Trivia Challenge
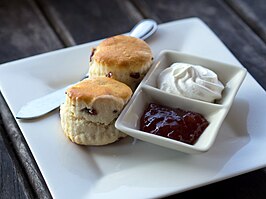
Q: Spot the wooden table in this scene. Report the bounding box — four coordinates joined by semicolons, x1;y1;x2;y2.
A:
0;0;266;198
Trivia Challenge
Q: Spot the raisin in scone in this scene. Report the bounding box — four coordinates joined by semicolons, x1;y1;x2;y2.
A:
60;77;132;145
88;35;153;90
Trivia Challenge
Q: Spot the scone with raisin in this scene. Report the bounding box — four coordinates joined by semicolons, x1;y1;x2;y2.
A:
60;77;132;145
88;35;153;90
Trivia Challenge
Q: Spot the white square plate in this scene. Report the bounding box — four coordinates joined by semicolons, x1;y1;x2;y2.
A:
116;50;247;154
1;18;266;199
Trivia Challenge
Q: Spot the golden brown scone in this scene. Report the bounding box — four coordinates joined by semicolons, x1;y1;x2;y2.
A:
60;77;132;145
88;35;153;90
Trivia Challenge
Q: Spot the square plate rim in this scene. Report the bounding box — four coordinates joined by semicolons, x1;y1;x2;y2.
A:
0;17;266;199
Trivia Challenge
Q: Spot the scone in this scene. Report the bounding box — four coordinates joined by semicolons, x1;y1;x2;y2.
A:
60;77;132;145
88;35;153;90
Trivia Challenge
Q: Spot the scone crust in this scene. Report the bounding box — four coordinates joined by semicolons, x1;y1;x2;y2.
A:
92;35;152;70
60;77;132;145
66;77;132;104
60;103;126;145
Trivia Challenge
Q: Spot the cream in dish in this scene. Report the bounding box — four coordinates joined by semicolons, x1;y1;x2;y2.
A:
157;63;224;103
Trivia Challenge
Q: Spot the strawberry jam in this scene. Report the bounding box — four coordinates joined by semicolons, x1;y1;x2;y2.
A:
140;103;209;145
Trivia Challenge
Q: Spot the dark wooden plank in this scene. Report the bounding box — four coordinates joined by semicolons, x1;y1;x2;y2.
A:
36;0;143;46
0;0;62;64
226;0;266;44
0;120;30;199
0;0;64;198
132;0;266;89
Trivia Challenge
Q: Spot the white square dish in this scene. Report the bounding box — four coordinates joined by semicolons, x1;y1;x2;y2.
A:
144;50;247;106
115;50;247;153
0;18;266;199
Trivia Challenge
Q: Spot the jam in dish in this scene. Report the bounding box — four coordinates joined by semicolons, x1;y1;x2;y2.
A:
140;103;209;145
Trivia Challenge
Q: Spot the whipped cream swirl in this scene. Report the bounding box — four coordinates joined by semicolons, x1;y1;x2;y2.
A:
157;63;224;103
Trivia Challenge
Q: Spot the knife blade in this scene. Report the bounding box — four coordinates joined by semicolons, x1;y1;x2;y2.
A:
16;85;73;119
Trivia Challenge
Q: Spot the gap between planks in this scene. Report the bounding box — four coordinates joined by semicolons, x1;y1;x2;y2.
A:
32;0;145;47
225;0;266;44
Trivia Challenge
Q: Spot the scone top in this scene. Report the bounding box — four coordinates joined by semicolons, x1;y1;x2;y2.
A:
64;76;132;128
91;35;152;70
66;77;132;104
89;35;153;90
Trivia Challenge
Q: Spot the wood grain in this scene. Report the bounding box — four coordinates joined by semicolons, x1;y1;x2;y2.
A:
35;0;144;45
226;0;266;43
0;120;30;199
0;0;62;64
132;0;266;89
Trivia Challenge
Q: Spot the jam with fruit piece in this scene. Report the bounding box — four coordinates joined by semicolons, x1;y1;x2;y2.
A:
140;103;209;145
